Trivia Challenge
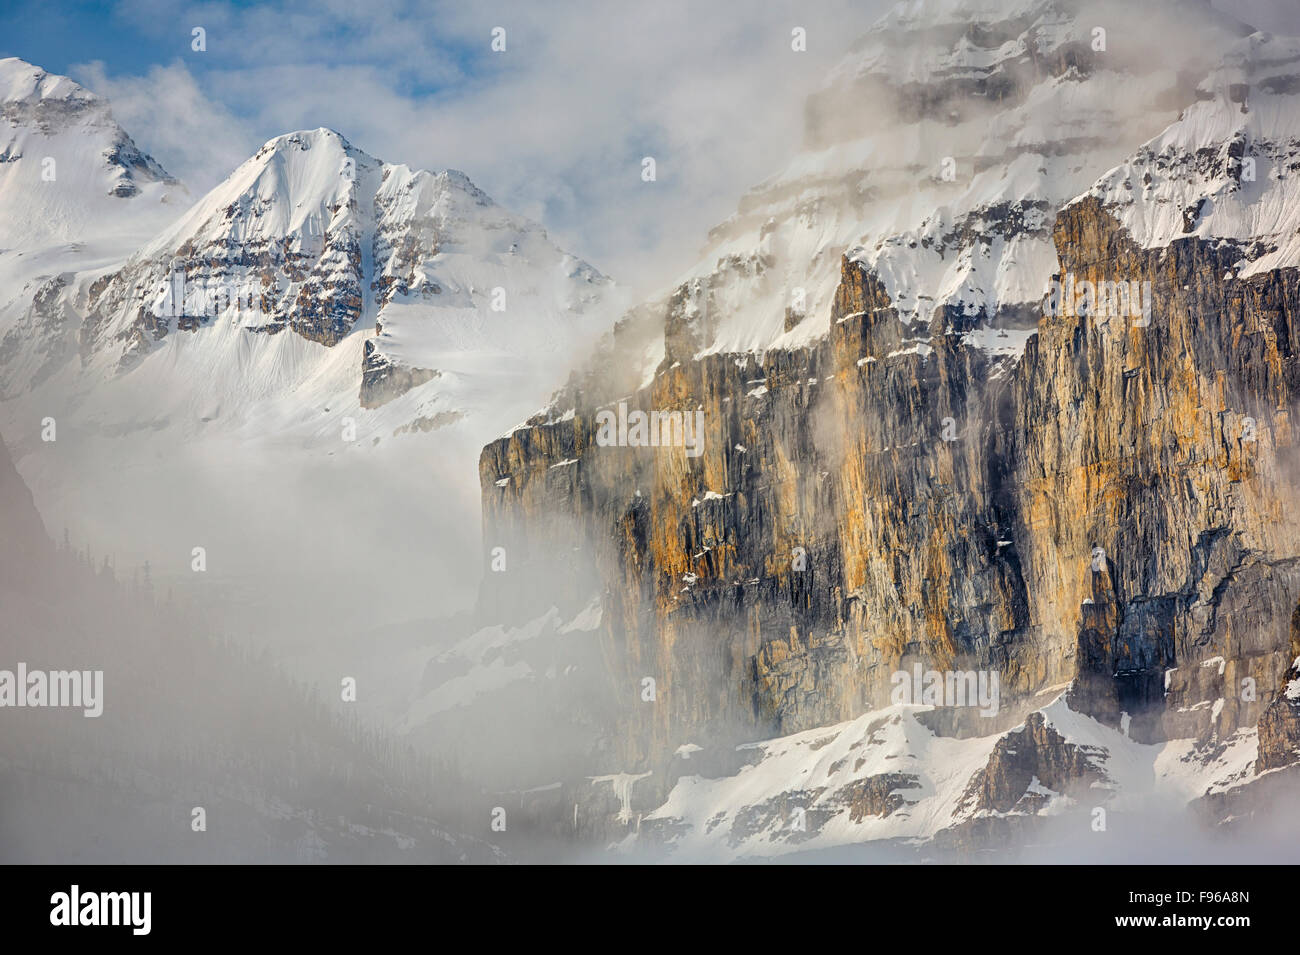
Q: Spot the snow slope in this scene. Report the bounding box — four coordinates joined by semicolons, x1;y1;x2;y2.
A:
626;691;1259;861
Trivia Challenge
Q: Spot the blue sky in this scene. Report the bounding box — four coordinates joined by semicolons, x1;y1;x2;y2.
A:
4;0;1299;292
1;0;486;91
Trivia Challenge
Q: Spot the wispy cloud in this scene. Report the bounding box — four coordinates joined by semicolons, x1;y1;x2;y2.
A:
76;59;258;191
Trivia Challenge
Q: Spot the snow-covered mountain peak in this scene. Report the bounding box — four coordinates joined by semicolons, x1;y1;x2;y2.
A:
229;127;493;230
0;56;96;107
248;126;363;186
137;126;371;262
255;125;350;154
0;58;185;251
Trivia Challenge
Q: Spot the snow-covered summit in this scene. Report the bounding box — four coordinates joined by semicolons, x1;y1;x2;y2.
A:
0;58;185;250
138;127;365;257
0;56;96;105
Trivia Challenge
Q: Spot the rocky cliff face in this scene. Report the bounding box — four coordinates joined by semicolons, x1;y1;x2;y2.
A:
480;199;1300;762
1037;197;1300;744
465;10;1300;853
1257;602;1300;772
958;711;1103;814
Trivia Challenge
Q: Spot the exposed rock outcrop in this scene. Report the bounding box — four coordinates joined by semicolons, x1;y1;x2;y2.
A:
1257;602;1300;772
959;712;1103;814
